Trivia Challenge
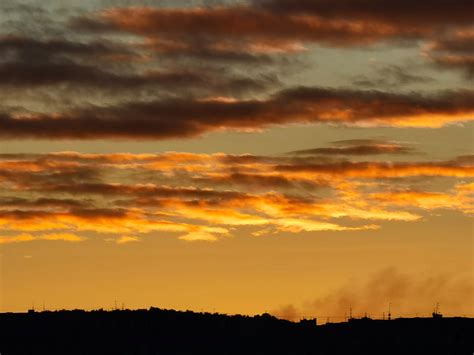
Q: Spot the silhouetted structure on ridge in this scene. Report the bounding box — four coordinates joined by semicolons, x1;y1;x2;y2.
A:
0;308;472;355
432;302;443;319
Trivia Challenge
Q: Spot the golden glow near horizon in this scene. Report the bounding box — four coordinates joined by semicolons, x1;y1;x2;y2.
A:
0;0;473;319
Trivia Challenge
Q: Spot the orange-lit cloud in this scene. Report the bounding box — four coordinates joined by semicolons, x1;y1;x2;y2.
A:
0;151;471;244
0;232;84;244
371;189;473;213
114;235;140;244
77;0;472;51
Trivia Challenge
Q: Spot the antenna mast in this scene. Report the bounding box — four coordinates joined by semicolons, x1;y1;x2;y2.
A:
432;302;443;318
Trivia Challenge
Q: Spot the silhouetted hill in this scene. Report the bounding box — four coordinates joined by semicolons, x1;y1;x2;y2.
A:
0;308;472;354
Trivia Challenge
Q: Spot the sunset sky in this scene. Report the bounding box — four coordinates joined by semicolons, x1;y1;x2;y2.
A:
0;0;473;320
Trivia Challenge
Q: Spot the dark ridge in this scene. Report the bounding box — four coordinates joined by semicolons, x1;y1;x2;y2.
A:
0;308;472;354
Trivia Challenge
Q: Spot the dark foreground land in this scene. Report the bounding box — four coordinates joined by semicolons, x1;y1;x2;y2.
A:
0;308;472;355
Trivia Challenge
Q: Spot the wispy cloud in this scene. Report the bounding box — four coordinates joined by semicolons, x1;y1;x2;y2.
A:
0;232;84;244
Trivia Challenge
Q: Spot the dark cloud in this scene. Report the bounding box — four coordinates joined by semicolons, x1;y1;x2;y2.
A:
68;0;472;57
0;36;276;96
41;183;248;202
0;36;133;62
0;1;471;143
432;56;474;79
425;30;474;79
0;61;272;95
429;32;474;54
0;87;472;139
352;64;435;89
331;139;387;146
275;159;474;178
0;160;101;191
288;143;414;156
72;6;430;48
0;197;90;209
256;0;473;27
455;155;474;164
193;173;325;191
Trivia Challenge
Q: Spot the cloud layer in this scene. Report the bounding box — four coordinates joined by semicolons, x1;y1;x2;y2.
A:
1;87;473;140
0;149;472;244
1;1;472;140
